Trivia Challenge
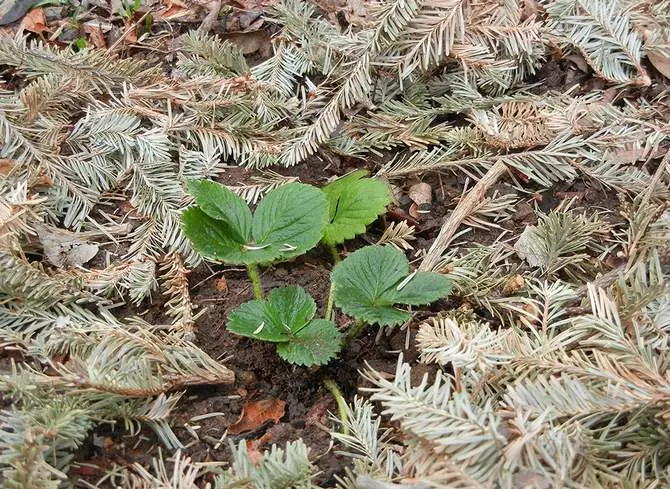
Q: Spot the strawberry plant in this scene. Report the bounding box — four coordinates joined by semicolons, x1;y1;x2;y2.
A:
182;180;328;298
332;245;451;337
226;285;342;366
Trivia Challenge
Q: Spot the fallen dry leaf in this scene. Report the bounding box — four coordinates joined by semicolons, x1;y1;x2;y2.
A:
20;8;47;34
408;202;421;220
37;225;99;268
157;1;193;21
124;21;138;44
305;395;332;426
247;431;274;463
222;30;270;55
408;182;432;206
213;277;228;292
84;23;107;49
228;398;285;435
502;274;525;295
0;159;16;176
565;53;589;73
648;52;670;80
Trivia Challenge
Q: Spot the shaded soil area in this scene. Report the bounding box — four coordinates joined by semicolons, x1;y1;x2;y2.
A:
66;121;650;486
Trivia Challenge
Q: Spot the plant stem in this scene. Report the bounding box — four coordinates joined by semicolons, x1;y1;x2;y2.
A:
323;377;350;435
246;263;263;299
325;243;340;321
344;319;366;346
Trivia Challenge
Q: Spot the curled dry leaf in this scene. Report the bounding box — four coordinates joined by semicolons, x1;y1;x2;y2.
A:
20;8;47;34
37;226;99;268
228;398;286;435
213;277;228;292
84;22;107;49
502;274;525;295
565;53;589;73
408;182;432;206
648;52;670;80
246;431;274;464
222;30;271;55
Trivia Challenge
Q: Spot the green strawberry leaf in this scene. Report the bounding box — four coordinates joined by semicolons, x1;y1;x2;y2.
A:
252;182;328;261
226;285;342;366
391;272;452;305
226;286;316;342
321;170;391;245
276;319;342;366
187;179;251;243
182;207;252;262
332;245;451;326
182;181;328;265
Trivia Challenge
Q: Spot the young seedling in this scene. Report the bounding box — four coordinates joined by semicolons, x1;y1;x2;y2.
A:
321;170;391;318
227;285;342;366
182;180;328;298
332;245;451;340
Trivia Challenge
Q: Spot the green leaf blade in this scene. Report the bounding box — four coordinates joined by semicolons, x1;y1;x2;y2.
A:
187;180;252;243
391;272;452;305
332;245;451;326
265;286;316;334
252;182;328;261
181;207;247;262
226;298;290;343
322;171;391;245
277;319;342;366
332;245;410;326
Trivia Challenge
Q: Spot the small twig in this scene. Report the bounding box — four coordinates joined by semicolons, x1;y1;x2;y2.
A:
420;160;508;272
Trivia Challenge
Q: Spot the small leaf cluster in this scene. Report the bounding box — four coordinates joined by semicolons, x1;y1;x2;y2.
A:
332;245;452;326
182;172;402;365
227;286;342;366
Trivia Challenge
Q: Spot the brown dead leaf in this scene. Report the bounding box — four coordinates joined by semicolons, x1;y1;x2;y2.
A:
37;174;52;186
124;21;137;44
232;0;277;9
20;8;47;34
222;30;270;55
0;159;16;176
84;23;107;49
565;54;589;73
502;274;525;295
305;396;332;426
228;399;285;435
158;4;192;21
648;52;670;80
408;182;432;206
247;431;273;462
213;277;228;292
408;202;421;220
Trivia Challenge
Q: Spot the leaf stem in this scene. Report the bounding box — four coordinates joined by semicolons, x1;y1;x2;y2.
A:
325;243;340;321
246;263;263;299
322;377;349;435
344;319;367;346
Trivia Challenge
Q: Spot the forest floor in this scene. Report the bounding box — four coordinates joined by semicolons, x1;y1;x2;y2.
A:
1;0;670;487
